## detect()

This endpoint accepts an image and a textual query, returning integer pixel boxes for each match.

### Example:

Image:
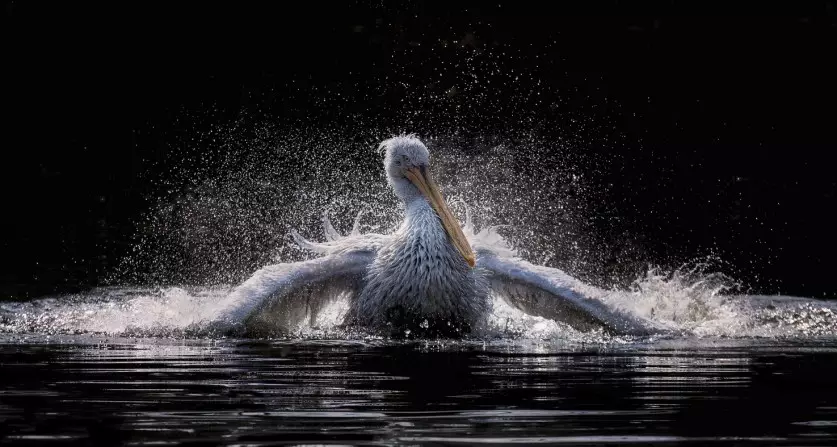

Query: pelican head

[380,135,476,268]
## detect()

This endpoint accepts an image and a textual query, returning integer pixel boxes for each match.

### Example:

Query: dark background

[3,1,836,300]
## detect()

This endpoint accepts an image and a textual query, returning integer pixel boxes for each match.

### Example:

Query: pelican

[214,135,663,337]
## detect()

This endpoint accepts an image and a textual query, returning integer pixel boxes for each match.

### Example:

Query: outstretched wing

[460,202,663,337]
[214,251,375,337]
[213,209,387,337]
[478,254,663,336]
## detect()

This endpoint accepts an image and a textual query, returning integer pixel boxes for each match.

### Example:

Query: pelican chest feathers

[350,136,489,335]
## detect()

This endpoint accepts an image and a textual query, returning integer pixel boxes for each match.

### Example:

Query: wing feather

[479,254,664,336]
[214,251,374,336]
[322,212,342,242]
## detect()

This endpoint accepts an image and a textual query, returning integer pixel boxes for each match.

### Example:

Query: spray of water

[4,37,834,343]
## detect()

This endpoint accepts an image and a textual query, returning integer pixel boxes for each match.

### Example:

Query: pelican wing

[213,209,388,336]
[214,251,374,336]
[478,254,662,336]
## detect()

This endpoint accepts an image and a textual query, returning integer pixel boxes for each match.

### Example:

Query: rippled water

[2,334,836,445]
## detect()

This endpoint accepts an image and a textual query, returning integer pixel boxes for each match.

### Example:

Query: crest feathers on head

[377,133,421,155]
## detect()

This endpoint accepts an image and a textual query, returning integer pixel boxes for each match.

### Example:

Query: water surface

[2,335,836,445]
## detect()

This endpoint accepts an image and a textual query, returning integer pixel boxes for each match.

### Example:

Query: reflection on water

[1,335,836,445]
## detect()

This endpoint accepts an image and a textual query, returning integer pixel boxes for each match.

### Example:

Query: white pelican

[214,135,663,337]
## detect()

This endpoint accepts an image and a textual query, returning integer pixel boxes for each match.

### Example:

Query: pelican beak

[405,166,476,268]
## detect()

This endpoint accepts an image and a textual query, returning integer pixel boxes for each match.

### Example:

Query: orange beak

[404,166,476,268]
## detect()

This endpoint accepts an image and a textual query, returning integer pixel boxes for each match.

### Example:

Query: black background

[4,1,836,300]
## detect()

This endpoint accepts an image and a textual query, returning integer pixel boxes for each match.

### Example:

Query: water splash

[6,38,833,344]
[3,261,835,342]
[0,287,233,338]
[597,262,743,336]
[5,126,833,341]
[597,263,837,339]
